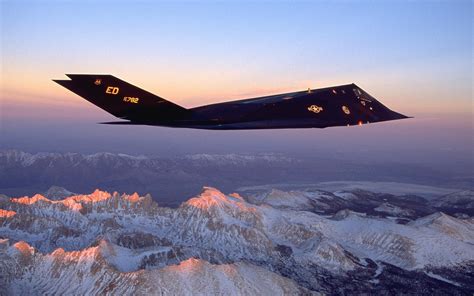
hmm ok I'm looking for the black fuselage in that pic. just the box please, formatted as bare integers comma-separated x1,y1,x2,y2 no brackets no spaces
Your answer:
156,85,407,129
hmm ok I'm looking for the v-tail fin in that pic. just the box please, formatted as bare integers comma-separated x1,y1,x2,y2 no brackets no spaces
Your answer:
53,74,188,122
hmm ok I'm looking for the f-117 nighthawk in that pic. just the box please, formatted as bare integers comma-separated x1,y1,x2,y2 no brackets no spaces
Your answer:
54,74,409,130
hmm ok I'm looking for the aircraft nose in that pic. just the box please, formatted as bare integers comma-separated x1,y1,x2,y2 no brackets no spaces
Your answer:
390,110,411,120
363,105,411,124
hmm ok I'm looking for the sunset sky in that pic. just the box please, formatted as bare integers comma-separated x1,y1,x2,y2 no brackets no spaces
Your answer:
1,1,472,164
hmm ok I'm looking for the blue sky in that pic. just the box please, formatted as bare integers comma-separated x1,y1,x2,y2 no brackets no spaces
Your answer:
0,1,472,163
2,1,471,109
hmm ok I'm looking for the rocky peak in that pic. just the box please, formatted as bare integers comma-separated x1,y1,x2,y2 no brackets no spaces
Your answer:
11,194,49,205
332,209,367,220
184,187,237,208
0,209,16,218
8,241,35,267
409,212,474,243
182,187,262,224
42,186,75,200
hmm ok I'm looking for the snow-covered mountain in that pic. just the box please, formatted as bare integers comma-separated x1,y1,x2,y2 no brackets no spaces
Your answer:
42,186,76,200
242,186,474,218
1,187,473,294
0,150,294,168
1,240,310,295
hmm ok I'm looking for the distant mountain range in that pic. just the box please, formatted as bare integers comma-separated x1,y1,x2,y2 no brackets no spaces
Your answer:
1,149,472,207
1,186,473,294
0,150,297,206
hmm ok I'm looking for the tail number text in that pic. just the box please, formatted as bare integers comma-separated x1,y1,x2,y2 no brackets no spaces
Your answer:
123,96,139,104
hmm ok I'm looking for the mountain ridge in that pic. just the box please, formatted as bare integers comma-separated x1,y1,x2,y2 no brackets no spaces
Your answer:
1,187,473,294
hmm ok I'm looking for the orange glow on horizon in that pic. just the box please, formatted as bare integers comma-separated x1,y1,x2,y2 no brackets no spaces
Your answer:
1,64,472,120
1,61,471,117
